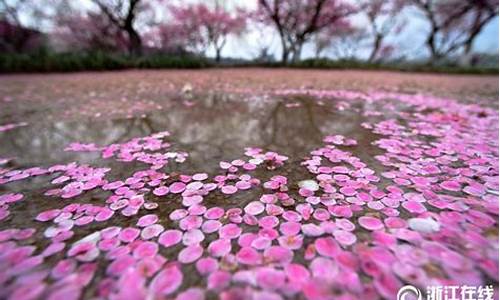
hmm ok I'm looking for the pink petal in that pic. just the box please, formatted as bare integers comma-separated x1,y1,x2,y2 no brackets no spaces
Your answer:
182,229,205,245
141,224,165,240
315,237,340,258
149,265,183,295
133,241,158,259
158,230,182,248
196,257,219,275
263,246,293,265
280,222,301,236
119,227,140,243
221,185,237,195
153,186,169,196
244,201,265,215
219,223,242,239
204,207,224,219
208,238,232,257
236,247,262,265
137,214,158,227
178,244,203,263
333,230,357,246
207,270,231,290
402,201,427,214
358,216,384,231
256,267,285,290
169,182,186,194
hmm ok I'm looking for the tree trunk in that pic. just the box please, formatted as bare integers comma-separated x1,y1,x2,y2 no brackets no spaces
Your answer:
215,47,222,62
126,26,142,56
460,40,474,66
460,11,496,66
280,38,289,64
368,34,382,63
291,41,303,63
426,32,439,65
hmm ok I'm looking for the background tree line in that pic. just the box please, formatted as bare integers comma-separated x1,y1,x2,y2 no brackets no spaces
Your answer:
0,0,498,72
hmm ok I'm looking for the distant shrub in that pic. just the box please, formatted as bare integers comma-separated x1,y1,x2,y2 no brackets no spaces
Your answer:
0,52,496,74
0,51,210,73
288,58,498,74
134,54,211,69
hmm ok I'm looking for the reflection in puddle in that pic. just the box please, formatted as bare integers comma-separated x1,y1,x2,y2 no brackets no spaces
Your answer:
0,94,380,173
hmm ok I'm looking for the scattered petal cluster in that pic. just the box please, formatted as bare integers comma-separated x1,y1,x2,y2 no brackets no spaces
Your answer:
0,89,498,300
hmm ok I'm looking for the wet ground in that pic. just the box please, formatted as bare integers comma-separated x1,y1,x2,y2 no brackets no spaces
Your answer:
0,70,498,300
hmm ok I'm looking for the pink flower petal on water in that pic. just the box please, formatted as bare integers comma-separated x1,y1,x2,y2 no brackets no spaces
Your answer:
244,201,265,215
315,237,340,258
333,230,357,246
221,185,237,195
402,201,427,214
256,267,285,290
207,270,231,290
277,234,303,250
192,173,208,181
259,215,279,228
119,227,140,243
169,209,188,221
251,236,272,250
133,241,159,259
280,222,301,236
208,238,232,257
176,288,205,300
41,242,66,257
219,223,242,239
301,223,325,236
310,257,338,281
158,230,182,248
285,263,310,284
179,215,203,230
137,214,158,227
169,182,186,194
358,216,384,231
236,247,262,265
51,259,76,279
149,265,183,295
95,208,114,222
202,220,222,233
263,246,293,265
339,186,357,196
178,244,203,263
204,207,224,219
141,224,164,240
182,229,205,245
439,180,461,191
196,257,219,275
153,186,169,196
35,209,61,222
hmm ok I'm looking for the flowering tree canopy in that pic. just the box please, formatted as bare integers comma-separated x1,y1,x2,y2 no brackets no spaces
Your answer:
312,19,359,59
90,0,150,55
411,0,499,64
166,3,248,61
0,0,49,52
55,11,129,53
256,0,357,63
359,0,406,63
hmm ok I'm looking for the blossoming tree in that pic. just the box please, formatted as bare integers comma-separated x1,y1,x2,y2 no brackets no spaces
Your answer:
256,0,356,63
166,3,248,61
